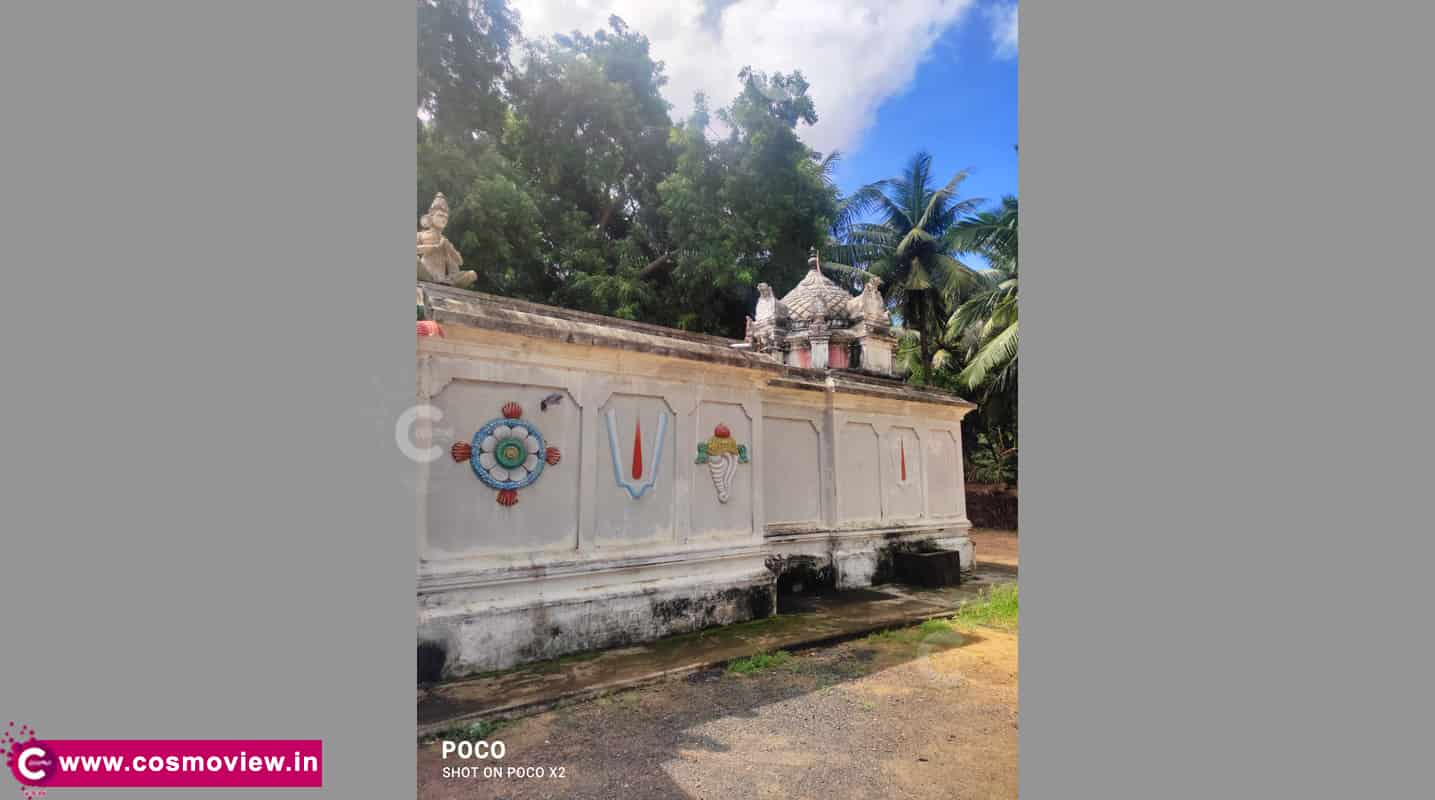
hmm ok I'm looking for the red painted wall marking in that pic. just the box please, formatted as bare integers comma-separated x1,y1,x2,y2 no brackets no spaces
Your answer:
900,439,907,482
631,418,644,479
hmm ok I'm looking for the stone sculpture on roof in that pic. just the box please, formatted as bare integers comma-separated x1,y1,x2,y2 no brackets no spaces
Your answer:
847,274,888,322
417,193,478,290
753,282,790,323
737,248,900,375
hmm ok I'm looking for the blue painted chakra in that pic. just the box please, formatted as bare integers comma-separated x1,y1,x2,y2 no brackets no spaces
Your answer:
450,402,562,506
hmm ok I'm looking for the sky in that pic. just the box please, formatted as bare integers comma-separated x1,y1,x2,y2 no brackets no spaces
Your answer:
510,0,1018,215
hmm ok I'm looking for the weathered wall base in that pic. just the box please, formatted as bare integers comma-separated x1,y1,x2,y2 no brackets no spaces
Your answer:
768,525,974,590
418,524,973,679
420,551,774,679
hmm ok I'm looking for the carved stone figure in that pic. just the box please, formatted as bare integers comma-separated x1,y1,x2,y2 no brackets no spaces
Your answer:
753,283,790,323
417,193,477,289
809,314,829,339
847,276,890,323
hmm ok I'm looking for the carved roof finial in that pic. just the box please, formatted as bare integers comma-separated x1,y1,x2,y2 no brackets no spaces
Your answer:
807,246,821,273
428,192,450,215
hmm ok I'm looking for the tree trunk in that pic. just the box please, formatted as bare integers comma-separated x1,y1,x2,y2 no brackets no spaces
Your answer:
637,252,673,279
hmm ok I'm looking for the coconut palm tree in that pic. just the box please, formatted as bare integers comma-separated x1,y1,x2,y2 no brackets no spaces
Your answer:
826,152,982,366
944,195,1018,392
930,195,1019,483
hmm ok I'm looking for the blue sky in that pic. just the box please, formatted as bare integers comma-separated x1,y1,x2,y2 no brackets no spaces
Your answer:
830,16,1018,216
511,0,1019,226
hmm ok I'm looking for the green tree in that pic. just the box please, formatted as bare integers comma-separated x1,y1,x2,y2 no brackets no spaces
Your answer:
655,69,840,335
417,0,519,140
941,195,1019,484
504,17,673,241
945,195,1017,391
417,122,553,299
418,14,838,337
831,152,982,366
499,16,677,322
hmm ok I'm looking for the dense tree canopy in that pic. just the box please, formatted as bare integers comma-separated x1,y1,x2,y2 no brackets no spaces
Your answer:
417,0,518,140
417,6,839,337
417,0,1016,477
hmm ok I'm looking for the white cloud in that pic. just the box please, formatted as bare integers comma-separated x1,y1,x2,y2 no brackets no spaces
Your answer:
509,0,977,155
986,2,1017,60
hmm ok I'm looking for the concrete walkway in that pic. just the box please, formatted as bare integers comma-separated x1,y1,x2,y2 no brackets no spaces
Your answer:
418,562,1016,737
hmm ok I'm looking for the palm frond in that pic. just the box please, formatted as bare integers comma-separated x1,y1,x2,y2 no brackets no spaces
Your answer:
820,259,877,286
894,227,936,260
832,184,887,239
844,223,900,248
931,253,979,304
957,320,1018,390
902,152,935,221
914,169,970,233
827,242,886,267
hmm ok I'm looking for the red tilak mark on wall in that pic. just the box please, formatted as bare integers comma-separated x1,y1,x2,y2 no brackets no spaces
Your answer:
900,440,908,482
631,419,644,479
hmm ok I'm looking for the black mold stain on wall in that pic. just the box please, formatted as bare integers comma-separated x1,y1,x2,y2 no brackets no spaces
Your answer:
418,641,447,685
767,554,837,614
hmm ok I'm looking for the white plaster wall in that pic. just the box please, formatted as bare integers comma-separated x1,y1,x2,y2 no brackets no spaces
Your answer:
594,393,678,548
762,417,823,524
689,401,755,541
884,426,924,521
416,288,977,675
424,379,581,558
926,428,965,517
838,421,883,522
426,561,774,677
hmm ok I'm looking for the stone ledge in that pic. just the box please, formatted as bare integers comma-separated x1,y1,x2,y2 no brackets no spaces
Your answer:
418,282,975,410
763,519,973,540
420,569,777,678
419,542,771,596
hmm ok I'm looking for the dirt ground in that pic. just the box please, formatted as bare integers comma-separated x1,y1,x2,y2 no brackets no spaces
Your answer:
418,620,1018,800
970,528,1019,568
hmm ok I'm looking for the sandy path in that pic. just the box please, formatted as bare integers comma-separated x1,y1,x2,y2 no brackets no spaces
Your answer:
419,621,1018,800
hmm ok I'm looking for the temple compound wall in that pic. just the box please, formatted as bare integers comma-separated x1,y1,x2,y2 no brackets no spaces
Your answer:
416,283,976,679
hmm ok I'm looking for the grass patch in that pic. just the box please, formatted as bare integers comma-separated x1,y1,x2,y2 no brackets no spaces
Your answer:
422,717,508,743
866,618,957,646
918,618,956,635
726,650,793,675
950,583,1018,631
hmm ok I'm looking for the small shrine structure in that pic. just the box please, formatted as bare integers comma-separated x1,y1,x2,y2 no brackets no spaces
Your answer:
738,248,901,376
